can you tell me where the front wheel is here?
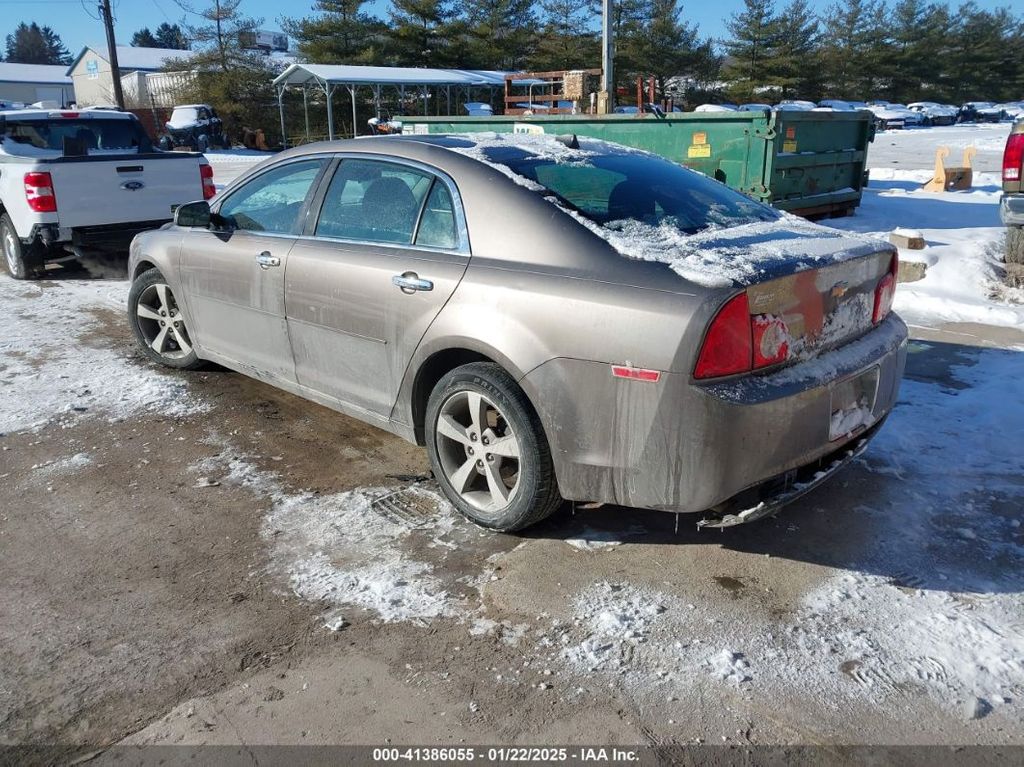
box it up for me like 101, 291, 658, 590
1, 213, 43, 279
425, 362, 562, 532
127, 268, 202, 369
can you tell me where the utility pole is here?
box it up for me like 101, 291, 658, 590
99, 0, 125, 110
599, 0, 613, 114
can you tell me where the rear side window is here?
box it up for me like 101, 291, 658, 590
415, 181, 457, 249
4, 118, 150, 151
218, 159, 326, 235
315, 159, 433, 245
487, 148, 778, 234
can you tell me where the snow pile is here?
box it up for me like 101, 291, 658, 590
833, 169, 1024, 329
705, 649, 751, 685
0, 276, 207, 433
193, 445, 462, 624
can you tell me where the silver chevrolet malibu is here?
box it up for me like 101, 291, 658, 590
127, 134, 907, 531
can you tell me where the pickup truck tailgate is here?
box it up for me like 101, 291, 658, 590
46, 154, 206, 229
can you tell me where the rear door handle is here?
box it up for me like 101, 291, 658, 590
256, 251, 280, 269
392, 273, 433, 293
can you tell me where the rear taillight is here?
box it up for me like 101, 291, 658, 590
873, 254, 899, 324
1004, 133, 1024, 182
694, 293, 753, 379
752, 314, 789, 368
24, 171, 57, 213
200, 164, 216, 199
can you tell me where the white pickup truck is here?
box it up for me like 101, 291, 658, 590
0, 109, 215, 279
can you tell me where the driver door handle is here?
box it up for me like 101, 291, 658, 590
256, 252, 280, 269
392, 273, 433, 292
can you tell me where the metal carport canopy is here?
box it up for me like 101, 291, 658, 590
272, 64, 517, 143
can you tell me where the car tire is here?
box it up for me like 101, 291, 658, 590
426, 362, 562, 532
1, 213, 44, 279
1007, 226, 1024, 266
127, 268, 203, 370
197, 134, 209, 153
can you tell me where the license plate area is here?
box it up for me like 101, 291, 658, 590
829, 366, 880, 441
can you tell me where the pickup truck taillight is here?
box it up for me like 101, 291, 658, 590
24, 172, 57, 213
1003, 133, 1024, 182
200, 164, 216, 199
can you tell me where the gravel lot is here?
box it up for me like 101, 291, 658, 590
1, 125, 1022, 763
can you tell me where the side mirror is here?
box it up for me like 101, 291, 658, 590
174, 200, 211, 228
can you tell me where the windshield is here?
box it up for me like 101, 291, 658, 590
169, 107, 199, 125
4, 117, 150, 152
483, 146, 779, 235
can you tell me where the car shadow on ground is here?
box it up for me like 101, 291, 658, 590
522, 339, 1024, 597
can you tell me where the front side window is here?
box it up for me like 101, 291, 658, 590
218, 159, 326, 235
315, 159, 435, 245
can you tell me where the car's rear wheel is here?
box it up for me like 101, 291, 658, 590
426, 362, 562, 531
1, 213, 43, 280
128, 268, 202, 369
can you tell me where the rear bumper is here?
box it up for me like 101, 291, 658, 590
68, 220, 170, 255
524, 314, 908, 516
1000, 194, 1024, 227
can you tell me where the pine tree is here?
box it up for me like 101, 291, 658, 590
817, 0, 882, 100
528, 0, 599, 72
460, 0, 536, 70
722, 0, 780, 103
284, 0, 383, 64
625, 0, 714, 102
769, 0, 818, 98
5, 22, 70, 65
154, 22, 189, 50
386, 0, 457, 67
131, 28, 160, 47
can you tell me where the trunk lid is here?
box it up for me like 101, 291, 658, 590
745, 248, 895, 364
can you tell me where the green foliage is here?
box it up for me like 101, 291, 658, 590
182, 0, 261, 71
5, 22, 71, 65
131, 28, 160, 48
283, 0, 385, 64
154, 23, 190, 50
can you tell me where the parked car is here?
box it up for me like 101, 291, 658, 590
866, 103, 907, 130
959, 102, 1003, 123
994, 102, 1024, 120
0, 109, 214, 278
776, 100, 817, 111
818, 99, 858, 111
694, 103, 738, 112
1001, 118, 1024, 263
159, 104, 229, 152
738, 103, 772, 112
907, 102, 958, 126
126, 134, 907, 531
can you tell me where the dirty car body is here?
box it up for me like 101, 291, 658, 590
127, 134, 907, 530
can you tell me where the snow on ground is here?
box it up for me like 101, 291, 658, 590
0, 276, 207, 433
831, 168, 1024, 329
191, 440, 467, 624
539, 342, 1024, 724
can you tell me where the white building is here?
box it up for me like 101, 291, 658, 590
66, 45, 192, 108
0, 63, 74, 107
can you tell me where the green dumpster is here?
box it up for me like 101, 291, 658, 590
402, 111, 874, 218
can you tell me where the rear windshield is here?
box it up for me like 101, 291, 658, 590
4, 117, 150, 151
484, 147, 779, 235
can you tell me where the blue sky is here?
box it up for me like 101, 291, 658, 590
5, 0, 1018, 59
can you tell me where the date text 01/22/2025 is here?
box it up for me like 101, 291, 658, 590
371, 747, 641, 762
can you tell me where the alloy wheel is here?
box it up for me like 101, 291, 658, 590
135, 283, 193, 360
435, 390, 520, 512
